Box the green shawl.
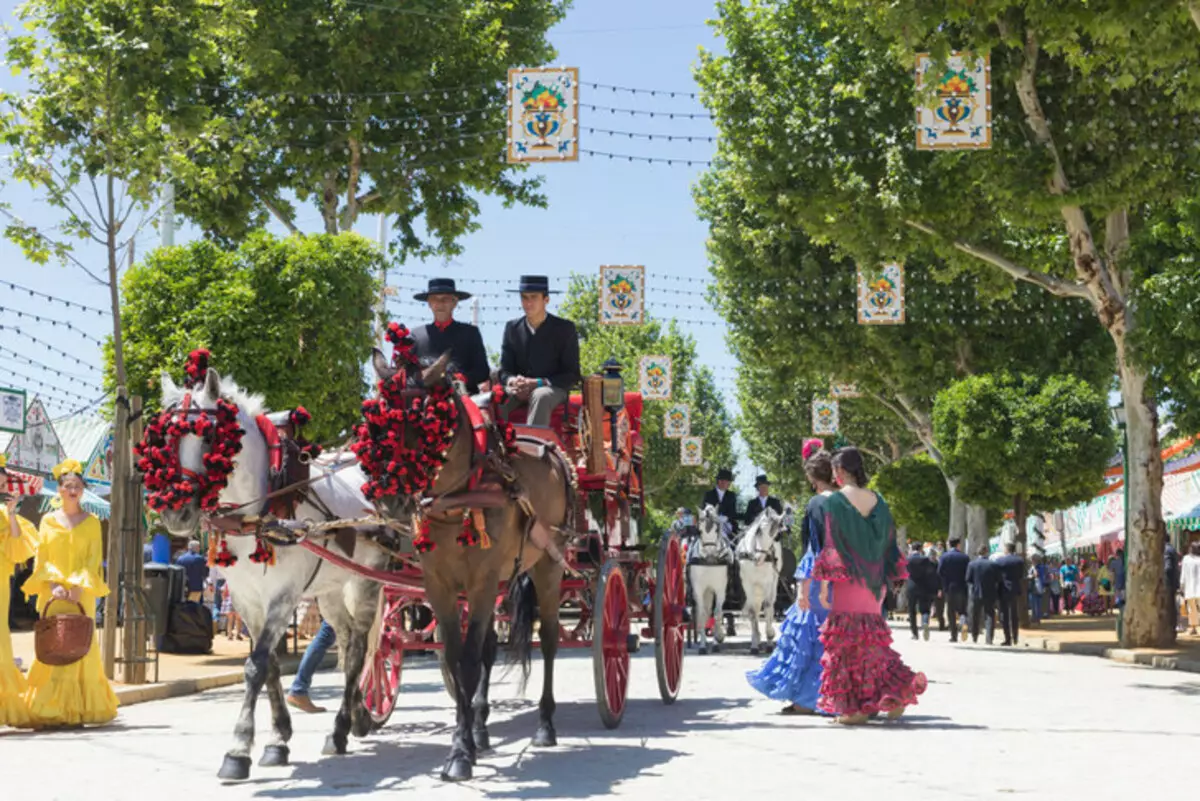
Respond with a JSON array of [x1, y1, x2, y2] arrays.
[[824, 491, 902, 597]]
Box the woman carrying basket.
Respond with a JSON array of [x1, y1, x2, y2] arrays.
[[1, 456, 38, 728], [20, 459, 118, 728]]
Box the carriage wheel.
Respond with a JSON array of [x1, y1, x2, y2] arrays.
[[592, 560, 630, 730], [359, 595, 407, 726], [654, 534, 685, 704]]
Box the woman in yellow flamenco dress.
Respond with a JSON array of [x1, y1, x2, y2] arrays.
[[1, 456, 38, 728], [21, 459, 118, 728]]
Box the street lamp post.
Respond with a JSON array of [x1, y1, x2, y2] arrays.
[[1111, 401, 1128, 644]]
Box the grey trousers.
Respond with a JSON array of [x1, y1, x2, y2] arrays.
[[502, 385, 568, 426]]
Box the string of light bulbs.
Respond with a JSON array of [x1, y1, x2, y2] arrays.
[[1, 281, 111, 316], [0, 306, 105, 345], [0, 326, 102, 372]]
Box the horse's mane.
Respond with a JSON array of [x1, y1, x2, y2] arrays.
[[737, 507, 780, 556], [162, 374, 267, 417]]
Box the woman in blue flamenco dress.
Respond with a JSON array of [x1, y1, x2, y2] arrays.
[[746, 440, 835, 715]]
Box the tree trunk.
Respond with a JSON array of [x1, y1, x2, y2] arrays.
[[321, 174, 340, 234], [946, 475, 967, 547], [1117, 350, 1170, 647], [966, 504, 988, 558]]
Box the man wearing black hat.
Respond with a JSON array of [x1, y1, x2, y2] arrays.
[[498, 275, 581, 426], [701, 468, 739, 536], [743, 474, 783, 527], [410, 278, 490, 394]]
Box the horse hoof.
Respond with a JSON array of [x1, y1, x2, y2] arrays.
[[218, 754, 252, 781], [259, 745, 290, 767], [321, 734, 348, 756], [532, 724, 557, 748], [749, 645, 760, 656], [441, 756, 473, 782], [712, 643, 722, 653], [351, 709, 373, 739], [472, 726, 492, 752], [698, 646, 709, 655]]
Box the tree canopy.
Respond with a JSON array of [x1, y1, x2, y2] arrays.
[[112, 232, 380, 443], [870, 453, 951, 546], [932, 372, 1115, 548], [558, 274, 738, 540]]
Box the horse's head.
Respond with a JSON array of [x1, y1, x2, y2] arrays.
[[140, 365, 264, 537], [355, 338, 469, 523], [697, 504, 723, 545], [739, 505, 788, 563]]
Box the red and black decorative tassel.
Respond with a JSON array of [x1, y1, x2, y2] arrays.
[[249, 537, 276, 566], [212, 535, 237, 568], [456, 513, 480, 548], [411, 515, 436, 554]]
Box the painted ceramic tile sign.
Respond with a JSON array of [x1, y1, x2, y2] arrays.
[[599, 265, 645, 325], [812, 398, 840, 436], [508, 67, 579, 162], [663, 402, 691, 439], [916, 52, 992, 150], [857, 262, 906, 325], [830, 382, 860, 399], [639, 354, 672, 401], [681, 436, 703, 466]]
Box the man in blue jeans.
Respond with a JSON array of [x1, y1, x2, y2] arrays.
[[286, 619, 335, 713]]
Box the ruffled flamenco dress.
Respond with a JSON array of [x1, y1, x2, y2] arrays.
[[0, 507, 37, 728], [745, 493, 832, 712], [20, 513, 119, 728], [813, 491, 926, 720]]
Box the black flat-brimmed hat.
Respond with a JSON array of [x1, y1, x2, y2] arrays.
[[414, 277, 472, 302], [755, 474, 770, 487], [507, 275, 559, 295]]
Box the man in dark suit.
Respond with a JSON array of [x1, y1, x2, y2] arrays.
[[996, 542, 1026, 646], [965, 545, 1002, 644], [743, 474, 784, 528], [701, 468, 739, 536], [410, 278, 490, 394], [905, 542, 940, 641], [936, 538, 970, 642], [498, 275, 581, 426]]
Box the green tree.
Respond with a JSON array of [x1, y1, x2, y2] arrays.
[[695, 0, 1191, 646], [933, 372, 1115, 557], [174, 0, 568, 255], [113, 232, 380, 443], [870, 453, 951, 546], [558, 274, 738, 542]]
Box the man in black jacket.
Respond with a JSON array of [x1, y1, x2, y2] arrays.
[[996, 543, 1026, 646], [498, 275, 582, 426], [701, 468, 739, 537], [937, 538, 970, 643], [410, 278, 490, 394], [743, 474, 784, 528], [905, 542, 940, 641], [965, 546, 1002, 644]]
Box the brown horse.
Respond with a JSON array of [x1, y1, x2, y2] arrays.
[[366, 349, 575, 782]]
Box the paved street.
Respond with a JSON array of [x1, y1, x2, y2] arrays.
[[4, 625, 1197, 800]]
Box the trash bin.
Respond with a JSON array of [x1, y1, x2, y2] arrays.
[[143, 563, 186, 639]]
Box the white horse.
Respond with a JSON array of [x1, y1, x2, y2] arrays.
[[687, 504, 733, 655], [736, 505, 789, 655], [154, 367, 392, 781]]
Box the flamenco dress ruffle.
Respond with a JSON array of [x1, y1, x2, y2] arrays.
[[0, 511, 37, 728], [745, 548, 827, 710], [813, 548, 927, 718]]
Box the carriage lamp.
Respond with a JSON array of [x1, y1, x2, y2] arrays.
[[600, 358, 625, 411]]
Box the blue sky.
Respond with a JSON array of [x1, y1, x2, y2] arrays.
[[0, 1, 763, 491]]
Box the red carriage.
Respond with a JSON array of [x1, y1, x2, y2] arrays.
[[339, 366, 687, 729]]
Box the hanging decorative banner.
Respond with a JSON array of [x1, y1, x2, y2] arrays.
[[85, 431, 114, 489], [0, 386, 26, 434], [663, 403, 691, 439], [507, 66, 579, 162], [3, 398, 65, 476], [830, 382, 860, 399], [599, 265, 645, 325], [638, 354, 672, 400], [681, 436, 703, 466], [812, 398, 840, 436], [857, 262, 906, 325], [915, 52, 992, 150]]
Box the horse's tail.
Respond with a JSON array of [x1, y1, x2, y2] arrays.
[[503, 571, 538, 693]]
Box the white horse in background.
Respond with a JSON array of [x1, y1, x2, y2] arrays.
[[687, 504, 734, 655], [736, 505, 789, 655], [155, 368, 392, 781]]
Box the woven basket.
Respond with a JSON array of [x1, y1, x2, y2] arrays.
[[34, 601, 94, 666]]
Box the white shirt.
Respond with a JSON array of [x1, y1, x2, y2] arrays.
[[1181, 554, 1200, 600]]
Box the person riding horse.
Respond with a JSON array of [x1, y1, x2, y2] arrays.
[[410, 278, 490, 394], [498, 275, 582, 426]]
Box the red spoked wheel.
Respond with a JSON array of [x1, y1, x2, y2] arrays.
[[654, 533, 685, 704], [593, 560, 631, 729], [359, 591, 409, 726]]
